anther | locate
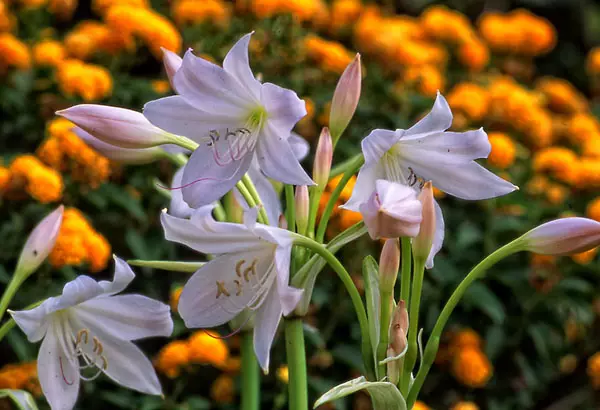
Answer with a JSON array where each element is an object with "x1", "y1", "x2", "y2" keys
[
  {"x1": 243, "y1": 259, "x2": 258, "y2": 282},
  {"x1": 75, "y1": 329, "x2": 89, "y2": 346},
  {"x1": 93, "y1": 337, "x2": 103, "y2": 355},
  {"x1": 234, "y1": 279, "x2": 243, "y2": 296},
  {"x1": 235, "y1": 259, "x2": 246, "y2": 278},
  {"x1": 216, "y1": 281, "x2": 230, "y2": 299}
]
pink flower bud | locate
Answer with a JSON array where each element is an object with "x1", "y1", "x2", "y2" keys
[
  {"x1": 74, "y1": 128, "x2": 167, "y2": 164},
  {"x1": 379, "y1": 239, "x2": 400, "y2": 292},
  {"x1": 329, "y1": 54, "x2": 361, "y2": 141},
  {"x1": 15, "y1": 206, "x2": 64, "y2": 277},
  {"x1": 390, "y1": 300, "x2": 409, "y2": 355},
  {"x1": 520, "y1": 217, "x2": 600, "y2": 255},
  {"x1": 295, "y1": 185, "x2": 309, "y2": 234},
  {"x1": 412, "y1": 181, "x2": 435, "y2": 262},
  {"x1": 57, "y1": 105, "x2": 174, "y2": 149},
  {"x1": 162, "y1": 47, "x2": 182, "y2": 90},
  {"x1": 313, "y1": 127, "x2": 333, "y2": 189},
  {"x1": 359, "y1": 180, "x2": 422, "y2": 240}
]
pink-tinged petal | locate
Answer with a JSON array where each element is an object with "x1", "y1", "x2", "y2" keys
[
  {"x1": 15, "y1": 205, "x2": 63, "y2": 277},
  {"x1": 181, "y1": 139, "x2": 254, "y2": 208},
  {"x1": 38, "y1": 318, "x2": 80, "y2": 410},
  {"x1": 313, "y1": 128, "x2": 333, "y2": 189},
  {"x1": 379, "y1": 239, "x2": 400, "y2": 291},
  {"x1": 75, "y1": 128, "x2": 165, "y2": 164},
  {"x1": 359, "y1": 180, "x2": 422, "y2": 240},
  {"x1": 223, "y1": 33, "x2": 261, "y2": 101},
  {"x1": 178, "y1": 248, "x2": 276, "y2": 328},
  {"x1": 289, "y1": 132, "x2": 310, "y2": 161},
  {"x1": 173, "y1": 49, "x2": 251, "y2": 116},
  {"x1": 412, "y1": 182, "x2": 435, "y2": 262},
  {"x1": 256, "y1": 122, "x2": 314, "y2": 186},
  {"x1": 75, "y1": 294, "x2": 173, "y2": 341},
  {"x1": 425, "y1": 200, "x2": 445, "y2": 269},
  {"x1": 342, "y1": 162, "x2": 382, "y2": 211},
  {"x1": 295, "y1": 185, "x2": 309, "y2": 234},
  {"x1": 253, "y1": 285, "x2": 283, "y2": 372},
  {"x1": 143, "y1": 96, "x2": 238, "y2": 143},
  {"x1": 162, "y1": 47, "x2": 182, "y2": 89},
  {"x1": 400, "y1": 128, "x2": 491, "y2": 163},
  {"x1": 330, "y1": 54, "x2": 361, "y2": 139},
  {"x1": 361, "y1": 129, "x2": 402, "y2": 166},
  {"x1": 57, "y1": 105, "x2": 172, "y2": 149},
  {"x1": 520, "y1": 217, "x2": 600, "y2": 255},
  {"x1": 404, "y1": 92, "x2": 452, "y2": 138},
  {"x1": 261, "y1": 82, "x2": 307, "y2": 132}
]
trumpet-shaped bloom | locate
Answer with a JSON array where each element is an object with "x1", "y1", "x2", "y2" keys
[
  {"x1": 161, "y1": 205, "x2": 302, "y2": 371},
  {"x1": 15, "y1": 205, "x2": 63, "y2": 277},
  {"x1": 9, "y1": 257, "x2": 173, "y2": 410},
  {"x1": 345, "y1": 93, "x2": 516, "y2": 266},
  {"x1": 359, "y1": 180, "x2": 422, "y2": 240},
  {"x1": 144, "y1": 33, "x2": 314, "y2": 208}
]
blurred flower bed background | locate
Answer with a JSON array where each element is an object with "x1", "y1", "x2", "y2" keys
[{"x1": 1, "y1": 0, "x2": 600, "y2": 409}]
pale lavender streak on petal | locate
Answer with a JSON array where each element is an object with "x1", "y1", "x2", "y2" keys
[
  {"x1": 223, "y1": 33, "x2": 261, "y2": 101},
  {"x1": 169, "y1": 166, "x2": 193, "y2": 218},
  {"x1": 173, "y1": 50, "x2": 251, "y2": 116},
  {"x1": 75, "y1": 294, "x2": 173, "y2": 341},
  {"x1": 178, "y1": 248, "x2": 275, "y2": 328},
  {"x1": 341, "y1": 163, "x2": 382, "y2": 211},
  {"x1": 37, "y1": 318, "x2": 80, "y2": 410},
  {"x1": 425, "y1": 200, "x2": 445, "y2": 269},
  {"x1": 361, "y1": 129, "x2": 401, "y2": 166},
  {"x1": 524, "y1": 217, "x2": 600, "y2": 255},
  {"x1": 400, "y1": 128, "x2": 491, "y2": 163},
  {"x1": 256, "y1": 122, "x2": 314, "y2": 186},
  {"x1": 403, "y1": 92, "x2": 452, "y2": 139},
  {"x1": 253, "y1": 285, "x2": 283, "y2": 372}
]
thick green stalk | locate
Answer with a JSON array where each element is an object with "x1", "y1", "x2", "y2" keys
[
  {"x1": 167, "y1": 134, "x2": 199, "y2": 152},
  {"x1": 306, "y1": 186, "x2": 322, "y2": 239},
  {"x1": 213, "y1": 202, "x2": 227, "y2": 222},
  {"x1": 0, "y1": 275, "x2": 25, "y2": 323},
  {"x1": 292, "y1": 235, "x2": 374, "y2": 378},
  {"x1": 242, "y1": 174, "x2": 269, "y2": 225},
  {"x1": 315, "y1": 155, "x2": 364, "y2": 243},
  {"x1": 0, "y1": 318, "x2": 15, "y2": 342},
  {"x1": 376, "y1": 290, "x2": 392, "y2": 377},
  {"x1": 406, "y1": 242, "x2": 519, "y2": 408},
  {"x1": 241, "y1": 331, "x2": 260, "y2": 410},
  {"x1": 285, "y1": 319, "x2": 308, "y2": 410},
  {"x1": 401, "y1": 256, "x2": 425, "y2": 395}
]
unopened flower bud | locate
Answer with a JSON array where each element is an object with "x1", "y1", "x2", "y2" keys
[
  {"x1": 295, "y1": 185, "x2": 309, "y2": 234},
  {"x1": 74, "y1": 128, "x2": 167, "y2": 164},
  {"x1": 386, "y1": 346, "x2": 400, "y2": 385},
  {"x1": 15, "y1": 205, "x2": 64, "y2": 278},
  {"x1": 389, "y1": 300, "x2": 409, "y2": 355},
  {"x1": 329, "y1": 54, "x2": 361, "y2": 142},
  {"x1": 162, "y1": 47, "x2": 182, "y2": 89},
  {"x1": 57, "y1": 105, "x2": 175, "y2": 149},
  {"x1": 379, "y1": 239, "x2": 400, "y2": 292},
  {"x1": 412, "y1": 181, "x2": 435, "y2": 263},
  {"x1": 519, "y1": 217, "x2": 600, "y2": 255},
  {"x1": 313, "y1": 127, "x2": 333, "y2": 189},
  {"x1": 360, "y1": 180, "x2": 422, "y2": 240}
]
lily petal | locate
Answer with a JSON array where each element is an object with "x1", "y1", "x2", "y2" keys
[
  {"x1": 289, "y1": 132, "x2": 310, "y2": 161},
  {"x1": 253, "y1": 285, "x2": 283, "y2": 372},
  {"x1": 274, "y1": 246, "x2": 302, "y2": 316},
  {"x1": 400, "y1": 128, "x2": 491, "y2": 163},
  {"x1": 425, "y1": 200, "x2": 445, "y2": 269},
  {"x1": 38, "y1": 318, "x2": 80, "y2": 410},
  {"x1": 169, "y1": 166, "x2": 193, "y2": 219},
  {"x1": 10, "y1": 301, "x2": 54, "y2": 342},
  {"x1": 257, "y1": 122, "x2": 314, "y2": 186},
  {"x1": 342, "y1": 163, "x2": 381, "y2": 211},
  {"x1": 404, "y1": 92, "x2": 452, "y2": 138},
  {"x1": 57, "y1": 276, "x2": 104, "y2": 310},
  {"x1": 75, "y1": 294, "x2": 173, "y2": 341},
  {"x1": 178, "y1": 248, "x2": 275, "y2": 328},
  {"x1": 362, "y1": 129, "x2": 401, "y2": 166},
  {"x1": 97, "y1": 257, "x2": 135, "y2": 296},
  {"x1": 162, "y1": 47, "x2": 182, "y2": 88},
  {"x1": 247, "y1": 161, "x2": 282, "y2": 225},
  {"x1": 223, "y1": 32, "x2": 261, "y2": 101},
  {"x1": 261, "y1": 82, "x2": 307, "y2": 132}
]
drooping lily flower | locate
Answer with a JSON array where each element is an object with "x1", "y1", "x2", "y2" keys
[
  {"x1": 344, "y1": 93, "x2": 516, "y2": 266},
  {"x1": 144, "y1": 32, "x2": 314, "y2": 208},
  {"x1": 161, "y1": 205, "x2": 303, "y2": 371},
  {"x1": 9, "y1": 257, "x2": 173, "y2": 410}
]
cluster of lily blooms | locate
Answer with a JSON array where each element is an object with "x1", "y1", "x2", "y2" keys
[{"x1": 3, "y1": 32, "x2": 600, "y2": 410}]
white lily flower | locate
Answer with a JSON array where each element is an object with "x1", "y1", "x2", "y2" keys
[
  {"x1": 144, "y1": 32, "x2": 314, "y2": 208},
  {"x1": 161, "y1": 205, "x2": 303, "y2": 371},
  {"x1": 344, "y1": 92, "x2": 516, "y2": 266},
  {"x1": 9, "y1": 257, "x2": 173, "y2": 410}
]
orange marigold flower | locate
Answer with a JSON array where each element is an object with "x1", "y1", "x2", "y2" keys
[
  {"x1": 0, "y1": 33, "x2": 31, "y2": 70},
  {"x1": 339, "y1": 209, "x2": 362, "y2": 230},
  {"x1": 85, "y1": 232, "x2": 111, "y2": 272},
  {"x1": 536, "y1": 77, "x2": 588, "y2": 114},
  {"x1": 532, "y1": 147, "x2": 578, "y2": 185},
  {"x1": 583, "y1": 138, "x2": 600, "y2": 158},
  {"x1": 586, "y1": 197, "x2": 600, "y2": 222},
  {"x1": 210, "y1": 374, "x2": 235, "y2": 403},
  {"x1": 65, "y1": 21, "x2": 132, "y2": 59},
  {"x1": 154, "y1": 340, "x2": 190, "y2": 378},
  {"x1": 8, "y1": 155, "x2": 63, "y2": 203},
  {"x1": 567, "y1": 113, "x2": 600, "y2": 146},
  {"x1": 413, "y1": 401, "x2": 431, "y2": 410},
  {"x1": 93, "y1": 0, "x2": 148, "y2": 15},
  {"x1": 452, "y1": 346, "x2": 493, "y2": 388},
  {"x1": 0, "y1": 166, "x2": 11, "y2": 192},
  {"x1": 571, "y1": 247, "x2": 597, "y2": 265},
  {"x1": 586, "y1": 47, "x2": 600, "y2": 76},
  {"x1": 0, "y1": 1, "x2": 15, "y2": 32},
  {"x1": 401, "y1": 65, "x2": 444, "y2": 97},
  {"x1": 451, "y1": 402, "x2": 479, "y2": 410},
  {"x1": 447, "y1": 83, "x2": 489, "y2": 121},
  {"x1": 304, "y1": 35, "x2": 354, "y2": 74},
  {"x1": 170, "y1": 286, "x2": 183, "y2": 312},
  {"x1": 588, "y1": 352, "x2": 600, "y2": 388},
  {"x1": 48, "y1": 0, "x2": 78, "y2": 21},
  {"x1": 188, "y1": 331, "x2": 229, "y2": 368},
  {"x1": 545, "y1": 183, "x2": 569, "y2": 205},
  {"x1": 0, "y1": 361, "x2": 39, "y2": 394},
  {"x1": 421, "y1": 5, "x2": 474, "y2": 44},
  {"x1": 487, "y1": 132, "x2": 517, "y2": 169},
  {"x1": 450, "y1": 329, "x2": 483, "y2": 351},
  {"x1": 151, "y1": 79, "x2": 170, "y2": 94},
  {"x1": 458, "y1": 39, "x2": 489, "y2": 72},
  {"x1": 56, "y1": 59, "x2": 113, "y2": 101},
  {"x1": 574, "y1": 158, "x2": 600, "y2": 189},
  {"x1": 330, "y1": 0, "x2": 362, "y2": 32},
  {"x1": 172, "y1": 0, "x2": 231, "y2": 27},
  {"x1": 33, "y1": 40, "x2": 66, "y2": 67}
]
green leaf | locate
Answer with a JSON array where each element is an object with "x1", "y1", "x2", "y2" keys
[
  {"x1": 0, "y1": 389, "x2": 39, "y2": 410},
  {"x1": 362, "y1": 255, "x2": 380, "y2": 376},
  {"x1": 462, "y1": 282, "x2": 506, "y2": 324},
  {"x1": 313, "y1": 376, "x2": 406, "y2": 410}
]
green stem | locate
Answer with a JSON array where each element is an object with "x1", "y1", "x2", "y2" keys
[
  {"x1": 167, "y1": 134, "x2": 199, "y2": 152},
  {"x1": 127, "y1": 260, "x2": 205, "y2": 272},
  {"x1": 292, "y1": 235, "x2": 374, "y2": 379},
  {"x1": 376, "y1": 290, "x2": 392, "y2": 377},
  {"x1": 241, "y1": 331, "x2": 260, "y2": 410},
  {"x1": 406, "y1": 242, "x2": 519, "y2": 408},
  {"x1": 0, "y1": 276, "x2": 24, "y2": 323},
  {"x1": 306, "y1": 186, "x2": 322, "y2": 239},
  {"x1": 285, "y1": 319, "x2": 308, "y2": 410},
  {"x1": 315, "y1": 155, "x2": 364, "y2": 243},
  {"x1": 401, "y1": 256, "x2": 425, "y2": 395},
  {"x1": 163, "y1": 151, "x2": 188, "y2": 167},
  {"x1": 0, "y1": 318, "x2": 15, "y2": 342},
  {"x1": 213, "y1": 202, "x2": 227, "y2": 222},
  {"x1": 242, "y1": 174, "x2": 269, "y2": 225},
  {"x1": 329, "y1": 154, "x2": 362, "y2": 179},
  {"x1": 397, "y1": 237, "x2": 412, "y2": 389}
]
